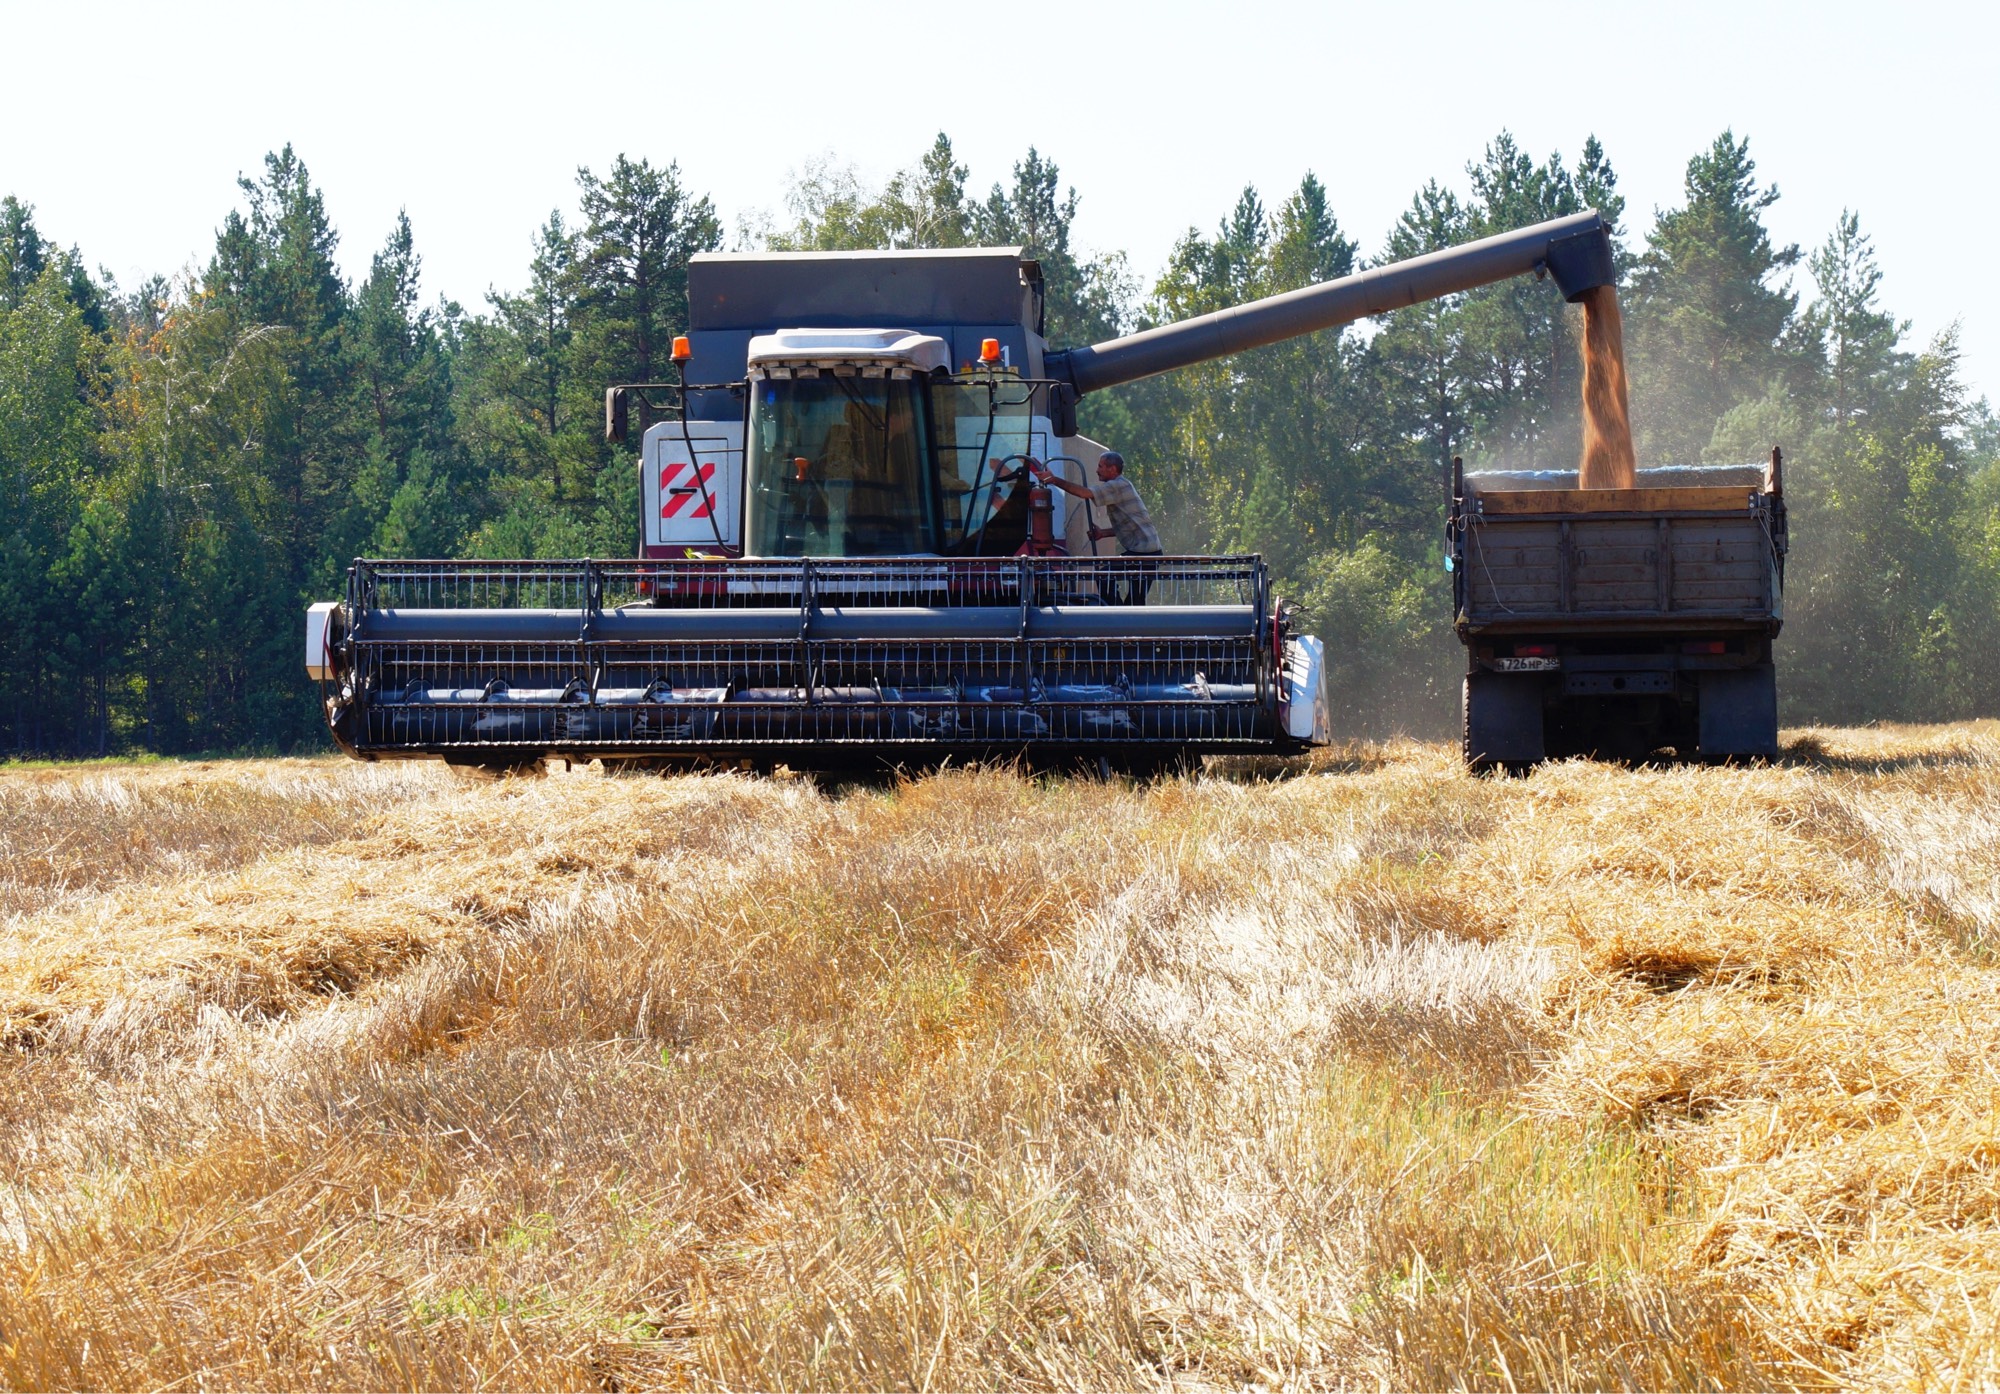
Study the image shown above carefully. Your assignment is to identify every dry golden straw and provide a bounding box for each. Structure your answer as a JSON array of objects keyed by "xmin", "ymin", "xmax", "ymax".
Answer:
[{"xmin": 4, "ymin": 729, "xmax": 1999, "ymax": 1389}]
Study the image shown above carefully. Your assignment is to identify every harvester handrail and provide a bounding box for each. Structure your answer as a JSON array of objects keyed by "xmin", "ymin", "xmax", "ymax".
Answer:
[{"xmin": 346, "ymin": 555, "xmax": 1270, "ymax": 617}]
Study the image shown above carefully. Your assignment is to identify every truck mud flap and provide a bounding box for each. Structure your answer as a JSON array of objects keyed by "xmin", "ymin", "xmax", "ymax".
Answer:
[
  {"xmin": 1698, "ymin": 663, "xmax": 1777, "ymax": 758},
  {"xmin": 1464, "ymin": 671, "xmax": 1544, "ymax": 769}
]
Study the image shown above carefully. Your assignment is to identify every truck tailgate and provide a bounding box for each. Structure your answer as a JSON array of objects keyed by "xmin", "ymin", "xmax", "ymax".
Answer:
[{"xmin": 1456, "ymin": 488, "xmax": 1782, "ymax": 632}]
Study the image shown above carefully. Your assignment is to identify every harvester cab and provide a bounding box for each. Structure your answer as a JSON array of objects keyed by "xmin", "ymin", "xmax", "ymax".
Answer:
[
  {"xmin": 309, "ymin": 212, "xmax": 1620, "ymax": 774},
  {"xmin": 611, "ymin": 250, "xmax": 1085, "ymax": 564}
]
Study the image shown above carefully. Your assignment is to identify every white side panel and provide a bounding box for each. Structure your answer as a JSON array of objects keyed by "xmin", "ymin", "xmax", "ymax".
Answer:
[
  {"xmin": 1283, "ymin": 634, "xmax": 1330, "ymax": 743},
  {"xmin": 1054, "ymin": 434, "xmax": 1110, "ymax": 556},
  {"xmin": 305, "ymin": 602, "xmax": 337, "ymax": 681},
  {"xmin": 644, "ymin": 421, "xmax": 744, "ymax": 550}
]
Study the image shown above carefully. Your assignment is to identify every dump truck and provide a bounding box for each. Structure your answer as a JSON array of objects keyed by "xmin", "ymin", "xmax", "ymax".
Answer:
[
  {"xmin": 307, "ymin": 210, "xmax": 1622, "ymax": 774},
  {"xmin": 1452, "ymin": 453, "xmax": 1787, "ymax": 768}
]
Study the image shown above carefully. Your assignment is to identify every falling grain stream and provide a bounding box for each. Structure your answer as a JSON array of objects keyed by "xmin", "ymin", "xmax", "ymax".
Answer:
[{"xmin": 1578, "ymin": 284, "xmax": 1638, "ymax": 489}]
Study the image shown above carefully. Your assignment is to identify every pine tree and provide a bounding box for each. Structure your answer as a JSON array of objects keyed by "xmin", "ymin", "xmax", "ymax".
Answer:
[
  {"xmin": 976, "ymin": 149, "xmax": 1125, "ymax": 347},
  {"xmin": 473, "ymin": 211, "xmax": 583, "ymax": 501},
  {"xmin": 891, "ymin": 134, "xmax": 972, "ymax": 248},
  {"xmin": 349, "ymin": 211, "xmax": 447, "ymax": 460},
  {"xmin": 0, "ymin": 197, "xmax": 51, "ymax": 309},
  {"xmin": 334, "ymin": 212, "xmax": 463, "ymax": 565},
  {"xmin": 573, "ymin": 155, "xmax": 721, "ymax": 387},
  {"xmin": 208, "ymin": 147, "xmax": 347, "ymax": 348},
  {"xmin": 1369, "ymin": 181, "xmax": 1474, "ymax": 477},
  {"xmin": 0, "ymin": 262, "xmax": 102, "ymax": 751},
  {"xmin": 1454, "ymin": 133, "xmax": 1595, "ymax": 465},
  {"xmin": 205, "ymin": 145, "xmax": 356, "ymax": 582},
  {"xmin": 1806, "ymin": 211, "xmax": 1909, "ymax": 436},
  {"xmin": 1627, "ymin": 131, "xmax": 1800, "ymax": 462},
  {"xmin": 1574, "ymin": 135, "xmax": 1626, "ymax": 246}
]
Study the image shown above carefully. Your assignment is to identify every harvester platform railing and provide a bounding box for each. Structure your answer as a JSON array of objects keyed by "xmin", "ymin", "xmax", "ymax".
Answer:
[{"xmin": 333, "ymin": 556, "xmax": 1283, "ymax": 758}]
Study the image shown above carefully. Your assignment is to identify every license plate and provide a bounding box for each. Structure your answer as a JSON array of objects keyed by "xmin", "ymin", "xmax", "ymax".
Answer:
[{"xmin": 1492, "ymin": 656, "xmax": 1558, "ymax": 672}]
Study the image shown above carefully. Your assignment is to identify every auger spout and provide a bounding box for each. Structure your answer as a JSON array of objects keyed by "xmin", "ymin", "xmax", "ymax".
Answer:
[{"xmin": 1046, "ymin": 209, "xmax": 1614, "ymax": 398}]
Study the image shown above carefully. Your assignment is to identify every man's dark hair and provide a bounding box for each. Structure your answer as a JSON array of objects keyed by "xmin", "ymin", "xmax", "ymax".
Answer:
[{"xmin": 1100, "ymin": 450, "xmax": 1124, "ymax": 472}]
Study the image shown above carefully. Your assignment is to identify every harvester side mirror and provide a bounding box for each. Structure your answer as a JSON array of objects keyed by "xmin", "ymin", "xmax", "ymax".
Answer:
[
  {"xmin": 605, "ymin": 387, "xmax": 629, "ymax": 444},
  {"xmin": 1050, "ymin": 382, "xmax": 1079, "ymax": 438}
]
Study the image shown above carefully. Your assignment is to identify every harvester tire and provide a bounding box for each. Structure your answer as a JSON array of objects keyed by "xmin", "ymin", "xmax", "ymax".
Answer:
[
  {"xmin": 445, "ymin": 756, "xmax": 546, "ymax": 782},
  {"xmin": 1116, "ymin": 749, "xmax": 1200, "ymax": 782}
]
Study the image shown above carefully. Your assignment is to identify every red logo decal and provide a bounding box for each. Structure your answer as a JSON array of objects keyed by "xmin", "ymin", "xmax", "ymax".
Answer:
[{"xmin": 660, "ymin": 460, "xmax": 718, "ymax": 519}]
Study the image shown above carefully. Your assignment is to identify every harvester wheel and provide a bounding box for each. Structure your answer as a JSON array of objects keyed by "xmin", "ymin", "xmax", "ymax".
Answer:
[
  {"xmin": 445, "ymin": 756, "xmax": 546, "ymax": 782},
  {"xmin": 1113, "ymin": 749, "xmax": 1200, "ymax": 782}
]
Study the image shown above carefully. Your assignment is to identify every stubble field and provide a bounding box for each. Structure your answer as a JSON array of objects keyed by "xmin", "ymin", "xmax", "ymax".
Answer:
[{"xmin": 3, "ymin": 727, "xmax": 2000, "ymax": 1390}]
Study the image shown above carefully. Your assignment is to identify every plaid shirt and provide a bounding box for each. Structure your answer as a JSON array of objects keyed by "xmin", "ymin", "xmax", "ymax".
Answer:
[{"xmin": 1092, "ymin": 473, "xmax": 1161, "ymax": 553}]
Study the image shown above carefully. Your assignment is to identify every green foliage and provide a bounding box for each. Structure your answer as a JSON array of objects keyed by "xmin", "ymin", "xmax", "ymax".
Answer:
[
  {"xmin": 770, "ymin": 134, "xmax": 973, "ymax": 252},
  {"xmin": 1294, "ymin": 537, "xmax": 1457, "ymax": 736},
  {"xmin": 0, "ymin": 256, "xmax": 105, "ymax": 751},
  {"xmin": 1369, "ymin": 181, "xmax": 1474, "ymax": 479},
  {"xmin": 573, "ymin": 155, "xmax": 721, "ymax": 386},
  {"xmin": 1367, "ymin": 134, "xmax": 1624, "ymax": 480},
  {"xmin": 452, "ymin": 155, "xmax": 722, "ymax": 554},
  {"xmin": 975, "ymin": 147, "xmax": 1131, "ymax": 349},
  {"xmin": 1455, "ymin": 134, "xmax": 1600, "ymax": 463},
  {"xmin": 1805, "ymin": 211, "xmax": 1910, "ymax": 436},
  {"xmin": 2, "ymin": 195, "xmax": 109, "ymax": 332},
  {"xmin": 1132, "ymin": 174, "xmax": 1378, "ymax": 580},
  {"xmin": 1628, "ymin": 132, "xmax": 1801, "ymax": 463}
]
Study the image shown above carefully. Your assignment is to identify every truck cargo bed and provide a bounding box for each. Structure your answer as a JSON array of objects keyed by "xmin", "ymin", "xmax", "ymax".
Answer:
[{"xmin": 1454, "ymin": 474, "xmax": 1784, "ymax": 635}]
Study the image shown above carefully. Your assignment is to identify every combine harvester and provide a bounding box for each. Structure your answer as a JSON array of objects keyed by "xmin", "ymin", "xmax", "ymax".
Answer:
[{"xmin": 307, "ymin": 211, "xmax": 1621, "ymax": 775}]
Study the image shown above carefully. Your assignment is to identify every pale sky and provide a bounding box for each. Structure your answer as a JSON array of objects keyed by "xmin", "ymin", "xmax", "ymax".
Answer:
[{"xmin": 5, "ymin": 0, "xmax": 1994, "ymax": 404}]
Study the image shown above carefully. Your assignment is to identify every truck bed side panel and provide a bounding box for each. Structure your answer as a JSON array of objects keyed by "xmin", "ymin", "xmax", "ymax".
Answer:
[
  {"xmin": 1461, "ymin": 506, "xmax": 1778, "ymax": 630},
  {"xmin": 1464, "ymin": 521, "xmax": 1563, "ymax": 613}
]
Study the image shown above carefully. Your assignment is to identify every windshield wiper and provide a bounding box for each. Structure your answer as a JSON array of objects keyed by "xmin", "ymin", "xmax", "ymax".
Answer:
[{"xmin": 831, "ymin": 374, "xmax": 887, "ymax": 431}]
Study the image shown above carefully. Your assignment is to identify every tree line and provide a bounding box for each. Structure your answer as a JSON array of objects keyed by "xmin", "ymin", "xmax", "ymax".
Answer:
[{"xmin": 0, "ymin": 131, "xmax": 1992, "ymax": 754}]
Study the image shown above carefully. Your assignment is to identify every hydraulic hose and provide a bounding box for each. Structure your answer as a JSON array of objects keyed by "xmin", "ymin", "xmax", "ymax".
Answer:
[{"xmin": 673, "ymin": 358, "xmax": 731, "ymax": 556}]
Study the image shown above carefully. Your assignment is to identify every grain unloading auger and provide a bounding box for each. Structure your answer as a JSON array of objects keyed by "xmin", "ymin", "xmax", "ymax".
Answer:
[{"xmin": 307, "ymin": 212, "xmax": 1616, "ymax": 773}]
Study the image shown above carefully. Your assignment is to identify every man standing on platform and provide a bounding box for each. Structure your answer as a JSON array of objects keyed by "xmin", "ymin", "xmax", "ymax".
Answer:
[{"xmin": 1028, "ymin": 450, "xmax": 1162, "ymax": 603}]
